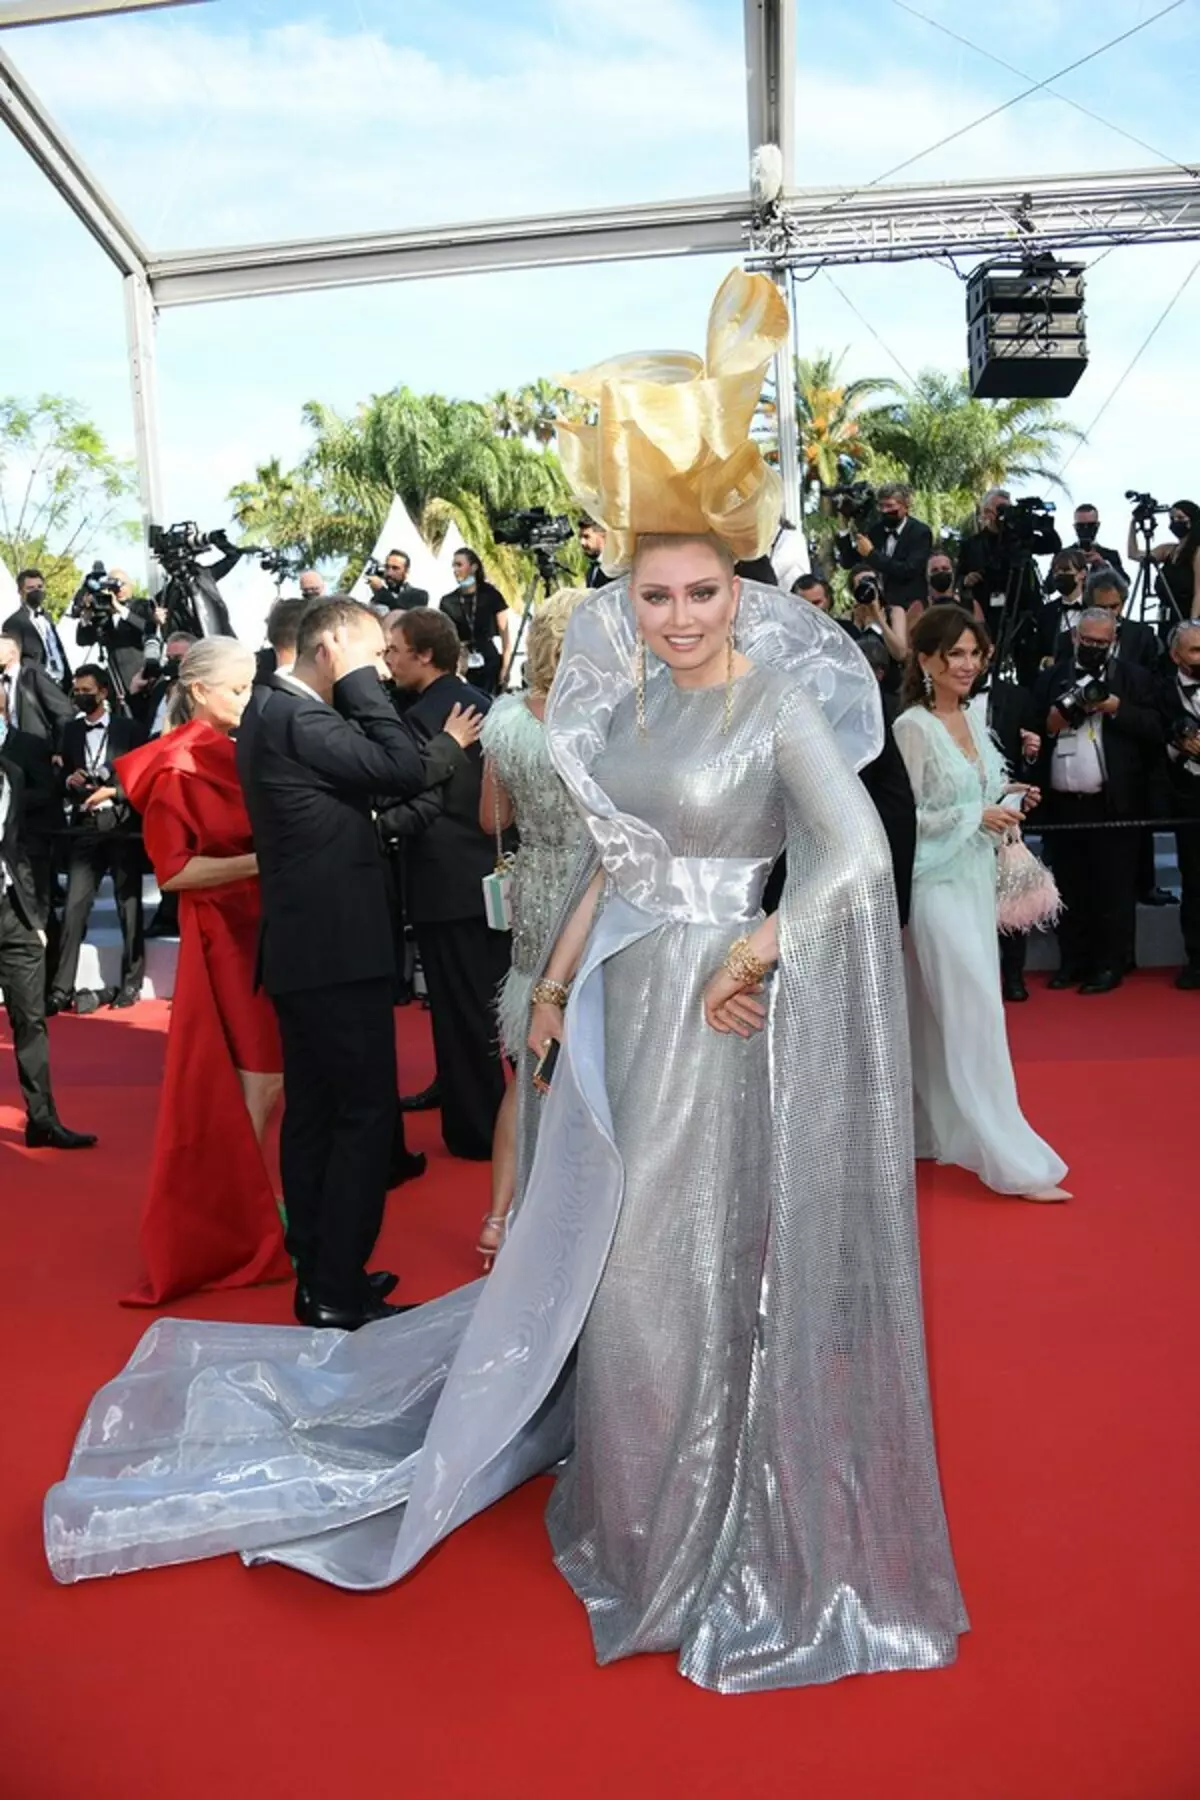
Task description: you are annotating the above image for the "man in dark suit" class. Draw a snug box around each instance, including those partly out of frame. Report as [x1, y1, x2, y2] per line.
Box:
[1042, 563, 1160, 675]
[380, 608, 510, 1161]
[366, 550, 429, 613]
[836, 482, 933, 611]
[1067, 503, 1126, 579]
[0, 751, 96, 1149]
[237, 596, 481, 1330]
[1032, 609, 1163, 993]
[957, 488, 1062, 685]
[0, 631, 73, 745]
[48, 665, 146, 1014]
[74, 567, 158, 700]
[579, 516, 612, 589]
[0, 675, 57, 917]
[1156, 621, 1200, 988]
[3, 569, 72, 689]
[252, 595, 305, 688]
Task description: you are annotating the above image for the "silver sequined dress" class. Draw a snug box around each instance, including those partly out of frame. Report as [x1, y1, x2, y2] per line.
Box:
[480, 695, 588, 1057]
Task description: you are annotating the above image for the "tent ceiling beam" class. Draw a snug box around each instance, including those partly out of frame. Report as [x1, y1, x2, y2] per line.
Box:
[0, 1, 209, 26]
[0, 44, 147, 274]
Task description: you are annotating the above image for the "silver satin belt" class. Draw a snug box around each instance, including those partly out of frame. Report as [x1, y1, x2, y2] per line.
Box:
[604, 854, 771, 925]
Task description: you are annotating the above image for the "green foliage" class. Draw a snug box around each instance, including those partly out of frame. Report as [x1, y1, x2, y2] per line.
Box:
[0, 394, 138, 615]
[230, 387, 580, 607]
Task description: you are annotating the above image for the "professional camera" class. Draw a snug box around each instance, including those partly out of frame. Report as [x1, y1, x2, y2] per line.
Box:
[994, 495, 1055, 544]
[851, 571, 882, 605]
[256, 547, 296, 579]
[1057, 673, 1110, 729]
[69, 560, 122, 622]
[822, 479, 876, 524]
[148, 520, 215, 571]
[1125, 489, 1169, 528]
[493, 507, 574, 553]
[1169, 714, 1200, 754]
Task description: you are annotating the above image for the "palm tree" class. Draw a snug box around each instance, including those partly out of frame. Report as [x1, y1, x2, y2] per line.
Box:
[793, 352, 898, 493]
[228, 456, 348, 565]
[859, 369, 1081, 533]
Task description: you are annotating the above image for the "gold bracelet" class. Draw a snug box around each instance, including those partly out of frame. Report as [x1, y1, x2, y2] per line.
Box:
[723, 936, 769, 987]
[531, 978, 570, 1009]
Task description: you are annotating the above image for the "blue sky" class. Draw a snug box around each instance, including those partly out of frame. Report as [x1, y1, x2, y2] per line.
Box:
[2, 0, 1198, 577]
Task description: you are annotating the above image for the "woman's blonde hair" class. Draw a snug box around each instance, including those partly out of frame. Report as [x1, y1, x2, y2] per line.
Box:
[523, 587, 587, 695]
[164, 636, 254, 731]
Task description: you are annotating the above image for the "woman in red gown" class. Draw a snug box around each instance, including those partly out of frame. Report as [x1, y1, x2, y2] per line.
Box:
[116, 637, 290, 1305]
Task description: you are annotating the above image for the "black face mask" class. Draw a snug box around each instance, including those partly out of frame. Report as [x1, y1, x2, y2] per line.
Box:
[1074, 520, 1098, 546]
[1076, 643, 1109, 674]
[1170, 518, 1190, 540]
[929, 570, 955, 595]
[73, 692, 100, 713]
[23, 590, 46, 610]
[1051, 572, 1079, 596]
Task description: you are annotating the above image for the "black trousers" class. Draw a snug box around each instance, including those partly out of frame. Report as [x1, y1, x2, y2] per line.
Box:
[273, 977, 398, 1308]
[52, 830, 144, 995]
[414, 918, 510, 1160]
[0, 889, 55, 1128]
[999, 929, 1027, 982]
[1173, 786, 1200, 968]
[1046, 793, 1137, 978]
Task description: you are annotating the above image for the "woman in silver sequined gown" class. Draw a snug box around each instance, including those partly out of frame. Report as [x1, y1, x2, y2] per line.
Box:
[44, 546, 965, 1695]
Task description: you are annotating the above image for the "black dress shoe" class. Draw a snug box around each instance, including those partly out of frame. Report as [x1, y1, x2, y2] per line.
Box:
[1079, 969, 1123, 995]
[293, 1292, 415, 1331]
[367, 1270, 400, 1299]
[387, 1149, 427, 1190]
[398, 1081, 440, 1113]
[1176, 965, 1200, 990]
[110, 984, 140, 1009]
[1047, 969, 1080, 991]
[25, 1120, 98, 1150]
[45, 990, 71, 1017]
[1139, 886, 1178, 907]
[73, 989, 103, 1016]
[1002, 977, 1030, 1003]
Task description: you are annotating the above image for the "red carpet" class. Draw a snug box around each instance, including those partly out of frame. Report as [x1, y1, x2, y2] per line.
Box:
[3, 977, 1199, 1800]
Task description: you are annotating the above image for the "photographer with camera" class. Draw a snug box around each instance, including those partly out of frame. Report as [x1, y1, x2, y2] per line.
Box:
[366, 550, 428, 614]
[128, 629, 198, 739]
[957, 489, 1062, 684]
[578, 516, 611, 589]
[845, 564, 908, 690]
[1157, 620, 1200, 988]
[1128, 497, 1200, 629]
[834, 481, 932, 611]
[1067, 503, 1125, 577]
[47, 665, 146, 1015]
[4, 569, 72, 690]
[73, 564, 159, 701]
[1032, 608, 1162, 994]
[439, 548, 510, 694]
[150, 524, 243, 639]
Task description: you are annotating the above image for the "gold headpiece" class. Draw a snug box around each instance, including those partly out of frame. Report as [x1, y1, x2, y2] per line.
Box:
[555, 269, 789, 574]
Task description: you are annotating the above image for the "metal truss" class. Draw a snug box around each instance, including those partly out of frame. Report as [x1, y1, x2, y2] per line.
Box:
[746, 168, 1200, 271]
[0, 1, 207, 26]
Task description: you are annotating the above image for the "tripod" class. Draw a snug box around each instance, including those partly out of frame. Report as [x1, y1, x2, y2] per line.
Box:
[988, 543, 1042, 704]
[502, 547, 571, 690]
[1126, 514, 1179, 640]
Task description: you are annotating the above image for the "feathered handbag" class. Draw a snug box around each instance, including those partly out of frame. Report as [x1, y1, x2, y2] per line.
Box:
[996, 836, 1062, 934]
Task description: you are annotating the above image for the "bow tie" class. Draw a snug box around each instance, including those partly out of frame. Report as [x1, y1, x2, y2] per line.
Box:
[1180, 679, 1200, 694]
[84, 717, 107, 730]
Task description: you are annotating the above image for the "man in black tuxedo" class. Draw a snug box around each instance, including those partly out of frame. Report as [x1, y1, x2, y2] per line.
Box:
[0, 676, 57, 917]
[579, 516, 612, 589]
[0, 631, 73, 746]
[835, 482, 933, 611]
[1043, 564, 1161, 674]
[0, 751, 96, 1149]
[48, 665, 146, 1014]
[237, 597, 481, 1330]
[1157, 621, 1200, 988]
[366, 550, 429, 613]
[1032, 609, 1163, 993]
[1066, 503, 1126, 579]
[380, 608, 509, 1161]
[3, 569, 72, 690]
[253, 595, 305, 687]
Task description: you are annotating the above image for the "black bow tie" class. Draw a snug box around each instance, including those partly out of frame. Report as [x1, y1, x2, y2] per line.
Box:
[1180, 679, 1200, 694]
[85, 717, 107, 730]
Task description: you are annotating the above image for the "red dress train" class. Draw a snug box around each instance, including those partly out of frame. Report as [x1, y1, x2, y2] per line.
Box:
[117, 720, 291, 1305]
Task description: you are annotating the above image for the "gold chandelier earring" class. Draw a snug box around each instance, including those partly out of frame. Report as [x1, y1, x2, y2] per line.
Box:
[635, 630, 648, 737]
[723, 623, 737, 735]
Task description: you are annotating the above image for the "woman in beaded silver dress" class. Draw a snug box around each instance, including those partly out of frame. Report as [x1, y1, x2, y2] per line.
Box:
[44, 273, 965, 1695]
[476, 589, 588, 1266]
